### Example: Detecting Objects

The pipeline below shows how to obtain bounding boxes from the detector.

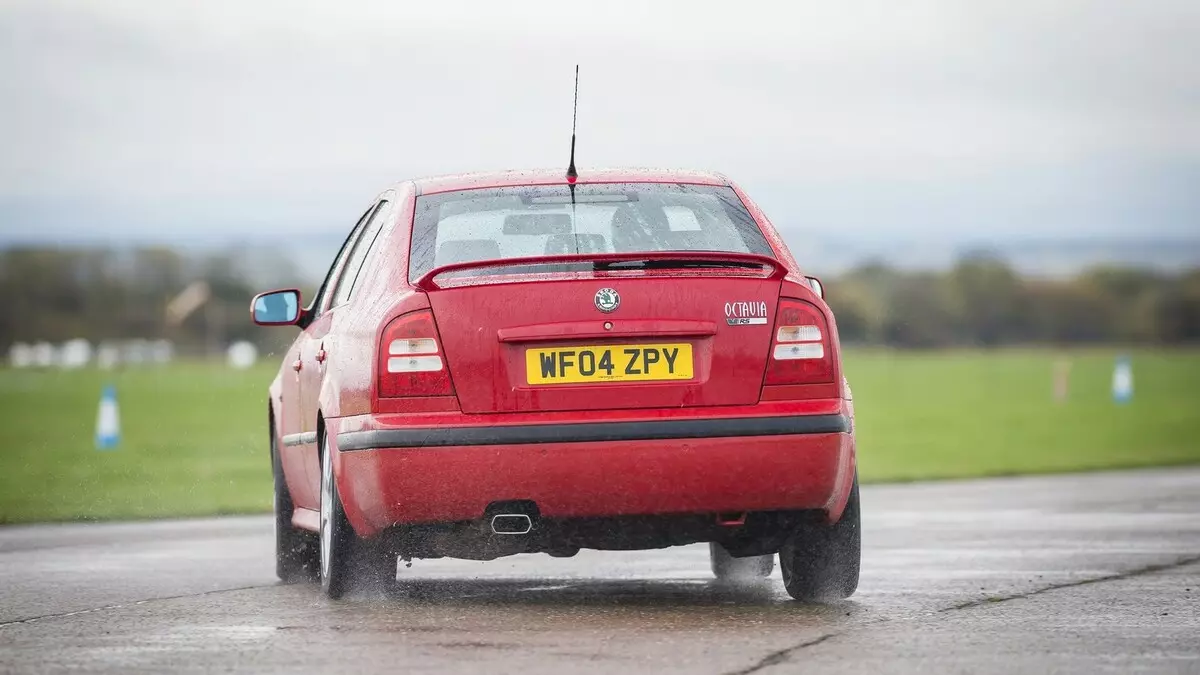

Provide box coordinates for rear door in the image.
[291,201,381,507]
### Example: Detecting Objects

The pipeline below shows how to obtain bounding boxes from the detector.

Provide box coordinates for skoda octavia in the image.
[252,169,859,600]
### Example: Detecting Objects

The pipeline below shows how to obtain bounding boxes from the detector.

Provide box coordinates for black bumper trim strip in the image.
[337,414,849,451]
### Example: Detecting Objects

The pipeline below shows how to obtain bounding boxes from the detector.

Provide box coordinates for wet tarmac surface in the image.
[2,468,1198,674]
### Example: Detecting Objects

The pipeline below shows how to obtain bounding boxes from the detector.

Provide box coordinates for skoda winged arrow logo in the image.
[594,288,620,313]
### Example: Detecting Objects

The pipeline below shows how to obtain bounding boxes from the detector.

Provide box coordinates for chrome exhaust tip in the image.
[490,514,533,535]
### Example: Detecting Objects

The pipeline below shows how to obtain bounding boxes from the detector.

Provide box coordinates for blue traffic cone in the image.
[1112,355,1133,405]
[95,385,120,449]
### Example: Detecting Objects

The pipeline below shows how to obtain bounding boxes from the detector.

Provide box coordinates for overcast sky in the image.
[1,0,1197,247]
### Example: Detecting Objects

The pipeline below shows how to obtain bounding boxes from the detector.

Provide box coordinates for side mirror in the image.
[251,289,302,326]
[805,276,825,299]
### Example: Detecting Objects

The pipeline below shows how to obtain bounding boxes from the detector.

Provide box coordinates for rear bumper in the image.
[329,405,856,538]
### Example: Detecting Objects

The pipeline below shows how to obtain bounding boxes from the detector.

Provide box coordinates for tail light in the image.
[764,299,835,386]
[378,310,455,397]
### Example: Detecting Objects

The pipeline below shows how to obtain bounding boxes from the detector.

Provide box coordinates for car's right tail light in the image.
[378,310,455,397]
[764,298,835,386]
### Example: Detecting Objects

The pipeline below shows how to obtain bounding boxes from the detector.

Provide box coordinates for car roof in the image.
[405,168,731,195]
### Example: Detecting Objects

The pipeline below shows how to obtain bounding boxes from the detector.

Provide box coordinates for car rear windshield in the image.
[409,183,774,281]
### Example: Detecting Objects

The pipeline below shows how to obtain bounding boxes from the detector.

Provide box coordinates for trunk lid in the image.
[426,270,782,413]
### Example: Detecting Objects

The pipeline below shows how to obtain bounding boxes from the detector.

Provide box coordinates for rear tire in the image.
[273,427,318,583]
[779,477,861,602]
[319,432,394,598]
[709,543,774,581]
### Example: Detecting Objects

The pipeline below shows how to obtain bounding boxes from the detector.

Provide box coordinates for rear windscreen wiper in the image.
[593,258,765,271]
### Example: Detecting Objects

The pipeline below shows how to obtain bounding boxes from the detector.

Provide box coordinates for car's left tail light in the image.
[378,310,455,397]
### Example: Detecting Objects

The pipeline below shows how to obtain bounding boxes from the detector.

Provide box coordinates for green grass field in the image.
[849,349,1200,482]
[1,350,1198,524]
[0,363,273,523]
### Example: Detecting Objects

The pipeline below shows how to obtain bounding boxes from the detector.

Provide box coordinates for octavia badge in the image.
[594,288,620,313]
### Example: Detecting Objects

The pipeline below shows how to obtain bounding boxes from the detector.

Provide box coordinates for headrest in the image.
[545,233,608,255]
[437,239,502,265]
[661,231,709,250]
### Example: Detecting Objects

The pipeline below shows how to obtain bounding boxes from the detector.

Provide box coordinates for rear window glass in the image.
[409,183,773,280]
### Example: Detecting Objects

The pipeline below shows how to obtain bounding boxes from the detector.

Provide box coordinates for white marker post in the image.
[227,341,259,370]
[95,385,120,450]
[1112,355,1133,405]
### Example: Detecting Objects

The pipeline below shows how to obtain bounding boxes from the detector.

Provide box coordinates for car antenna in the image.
[566,65,579,254]
[566,64,579,185]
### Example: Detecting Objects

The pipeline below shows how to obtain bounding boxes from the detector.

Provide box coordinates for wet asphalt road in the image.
[2,468,1198,674]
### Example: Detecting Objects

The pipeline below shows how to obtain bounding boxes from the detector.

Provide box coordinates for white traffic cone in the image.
[95,385,120,449]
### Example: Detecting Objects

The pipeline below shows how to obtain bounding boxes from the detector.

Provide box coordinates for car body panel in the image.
[260,168,857,544]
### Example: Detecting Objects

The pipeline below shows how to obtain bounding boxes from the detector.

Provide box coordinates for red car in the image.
[252,168,859,601]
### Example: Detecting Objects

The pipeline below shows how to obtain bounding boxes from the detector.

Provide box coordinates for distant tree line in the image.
[0,247,311,358]
[1,247,1198,355]
[826,254,1200,347]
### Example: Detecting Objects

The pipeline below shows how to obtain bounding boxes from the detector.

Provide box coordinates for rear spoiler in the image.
[412,251,788,291]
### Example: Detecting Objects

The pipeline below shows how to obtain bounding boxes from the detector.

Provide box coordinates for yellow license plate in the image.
[525,343,694,385]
